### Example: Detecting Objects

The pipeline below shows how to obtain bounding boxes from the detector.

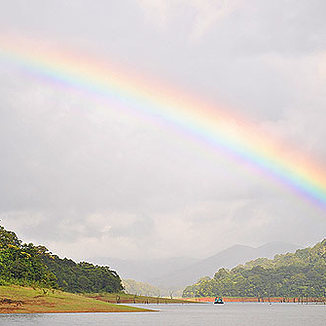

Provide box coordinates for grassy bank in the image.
[0,286,152,313]
[86,292,194,304]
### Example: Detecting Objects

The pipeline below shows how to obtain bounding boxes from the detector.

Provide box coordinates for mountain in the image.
[90,242,300,290]
[152,242,300,289]
[88,256,199,284]
[183,239,326,298]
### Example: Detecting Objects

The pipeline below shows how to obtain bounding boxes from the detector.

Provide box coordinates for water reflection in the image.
[0,303,325,326]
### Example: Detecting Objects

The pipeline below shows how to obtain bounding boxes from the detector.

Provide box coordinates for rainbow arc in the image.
[1,35,326,209]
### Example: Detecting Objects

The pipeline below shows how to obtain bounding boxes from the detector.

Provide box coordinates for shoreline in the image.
[0,308,156,314]
[85,293,196,305]
[184,297,326,303]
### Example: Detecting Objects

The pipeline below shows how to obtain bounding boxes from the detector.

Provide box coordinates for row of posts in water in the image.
[257,297,326,304]
[114,295,326,304]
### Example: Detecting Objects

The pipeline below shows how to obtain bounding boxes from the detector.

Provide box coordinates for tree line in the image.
[0,226,123,293]
[183,239,326,298]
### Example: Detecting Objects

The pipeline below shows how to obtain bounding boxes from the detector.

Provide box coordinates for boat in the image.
[214,297,224,304]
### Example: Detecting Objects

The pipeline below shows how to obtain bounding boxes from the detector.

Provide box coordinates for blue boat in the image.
[214,297,224,304]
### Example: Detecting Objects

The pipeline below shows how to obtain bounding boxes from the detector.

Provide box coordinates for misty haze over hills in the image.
[91,241,300,290]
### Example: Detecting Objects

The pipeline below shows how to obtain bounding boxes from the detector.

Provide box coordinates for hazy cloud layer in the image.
[0,0,325,261]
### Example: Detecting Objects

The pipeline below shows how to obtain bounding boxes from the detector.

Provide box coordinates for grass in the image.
[85,292,195,304]
[0,286,153,313]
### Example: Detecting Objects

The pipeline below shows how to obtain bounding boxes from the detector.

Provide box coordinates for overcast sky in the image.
[0,0,325,261]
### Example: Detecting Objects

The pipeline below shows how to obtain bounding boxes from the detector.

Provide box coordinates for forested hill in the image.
[183,239,326,298]
[0,226,123,293]
[122,279,162,297]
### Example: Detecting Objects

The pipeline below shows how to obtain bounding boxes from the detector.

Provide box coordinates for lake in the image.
[1,303,325,325]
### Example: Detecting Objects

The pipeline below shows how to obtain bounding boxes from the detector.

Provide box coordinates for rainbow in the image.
[1,35,326,209]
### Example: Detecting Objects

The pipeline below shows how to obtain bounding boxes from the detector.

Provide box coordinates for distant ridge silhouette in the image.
[90,241,300,290]
[152,241,301,288]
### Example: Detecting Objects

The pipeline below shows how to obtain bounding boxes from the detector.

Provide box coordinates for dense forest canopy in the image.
[183,239,326,298]
[43,255,123,293]
[0,226,123,293]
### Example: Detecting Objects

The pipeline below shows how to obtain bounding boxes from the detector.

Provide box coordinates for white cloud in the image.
[137,0,241,40]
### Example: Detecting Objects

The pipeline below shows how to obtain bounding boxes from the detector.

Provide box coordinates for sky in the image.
[0,0,325,261]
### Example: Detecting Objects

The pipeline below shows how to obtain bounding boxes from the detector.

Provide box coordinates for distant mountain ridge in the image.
[88,256,199,284]
[152,241,300,288]
[90,241,300,290]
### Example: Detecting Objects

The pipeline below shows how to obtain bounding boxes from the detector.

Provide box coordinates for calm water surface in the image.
[0,303,325,326]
